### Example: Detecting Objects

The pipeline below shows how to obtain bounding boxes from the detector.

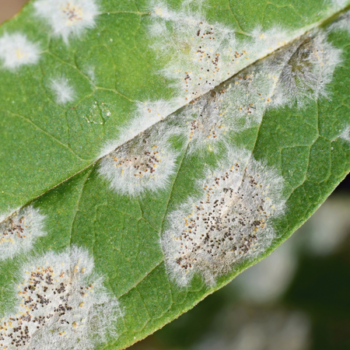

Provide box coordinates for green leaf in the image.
[1,0,350,349]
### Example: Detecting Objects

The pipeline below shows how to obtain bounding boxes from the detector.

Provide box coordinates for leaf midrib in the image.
[1,4,348,224]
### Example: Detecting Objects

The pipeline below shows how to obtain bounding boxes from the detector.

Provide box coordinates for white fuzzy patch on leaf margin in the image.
[0,206,46,260]
[0,246,121,350]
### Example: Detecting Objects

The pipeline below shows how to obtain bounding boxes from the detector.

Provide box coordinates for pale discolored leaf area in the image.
[1,0,350,349]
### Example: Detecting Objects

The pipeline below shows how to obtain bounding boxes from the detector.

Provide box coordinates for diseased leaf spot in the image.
[177,60,277,154]
[0,33,40,70]
[34,0,99,43]
[0,207,45,261]
[99,125,179,196]
[0,247,121,350]
[50,77,75,105]
[61,2,83,24]
[162,150,285,286]
[99,99,181,158]
[329,10,350,34]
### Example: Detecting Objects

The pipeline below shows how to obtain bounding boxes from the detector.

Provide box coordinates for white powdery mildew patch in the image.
[99,124,179,196]
[0,246,121,350]
[34,0,99,43]
[329,10,350,34]
[85,66,95,83]
[101,3,342,158]
[0,206,45,260]
[339,125,350,141]
[50,77,75,104]
[148,1,297,104]
[181,59,279,153]
[331,0,350,8]
[162,149,286,286]
[271,32,342,108]
[0,33,40,70]
[99,98,181,158]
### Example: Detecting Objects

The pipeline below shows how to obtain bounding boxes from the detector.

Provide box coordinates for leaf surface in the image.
[1,0,350,349]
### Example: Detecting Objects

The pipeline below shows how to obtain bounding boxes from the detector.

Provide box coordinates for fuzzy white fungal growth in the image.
[99,99,181,158]
[148,1,297,105]
[86,66,95,82]
[271,32,342,107]
[0,33,40,70]
[99,3,342,160]
[34,0,99,43]
[98,4,342,198]
[329,11,350,34]
[339,125,350,141]
[162,149,286,286]
[180,58,279,153]
[0,206,45,260]
[99,124,179,196]
[331,0,350,8]
[179,30,342,154]
[50,77,75,104]
[0,246,121,350]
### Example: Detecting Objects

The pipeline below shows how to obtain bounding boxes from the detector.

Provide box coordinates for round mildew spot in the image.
[0,246,121,350]
[0,206,45,260]
[0,33,40,70]
[34,0,99,43]
[50,77,75,104]
[162,150,286,286]
[99,126,179,196]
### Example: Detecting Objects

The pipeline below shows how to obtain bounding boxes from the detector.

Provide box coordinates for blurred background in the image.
[0,0,28,23]
[2,1,350,349]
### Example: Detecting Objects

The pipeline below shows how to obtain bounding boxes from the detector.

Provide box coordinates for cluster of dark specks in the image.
[186,90,228,148]
[180,21,248,100]
[113,145,161,178]
[0,216,26,245]
[0,259,93,349]
[0,207,45,261]
[175,164,266,270]
[61,3,83,23]
[164,157,284,286]
[99,130,178,196]
[189,119,222,141]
